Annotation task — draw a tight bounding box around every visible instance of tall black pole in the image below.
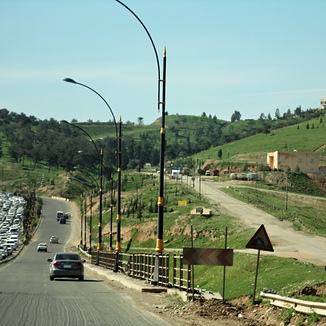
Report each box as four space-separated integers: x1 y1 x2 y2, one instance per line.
80 196 83 246
109 175 114 251
98 148 103 250
155 48 167 254
114 1 167 281
152 49 166 284
88 195 93 254
63 79 118 252
84 198 87 250
61 119 103 251
114 118 122 272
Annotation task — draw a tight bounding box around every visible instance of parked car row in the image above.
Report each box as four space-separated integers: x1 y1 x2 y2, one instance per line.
0 192 25 260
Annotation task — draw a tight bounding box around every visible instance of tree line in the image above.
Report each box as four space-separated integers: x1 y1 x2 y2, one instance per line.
0 106 323 177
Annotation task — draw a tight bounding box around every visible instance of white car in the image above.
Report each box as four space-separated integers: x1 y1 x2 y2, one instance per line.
37 242 47 252
5 239 18 250
50 236 59 244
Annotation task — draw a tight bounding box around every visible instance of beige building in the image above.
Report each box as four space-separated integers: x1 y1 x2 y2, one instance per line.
320 96 326 110
267 150 319 173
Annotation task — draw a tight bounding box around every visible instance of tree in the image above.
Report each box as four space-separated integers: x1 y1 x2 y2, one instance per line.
217 149 222 159
275 108 280 119
294 105 302 116
137 117 144 125
230 110 241 122
285 109 292 119
259 113 266 120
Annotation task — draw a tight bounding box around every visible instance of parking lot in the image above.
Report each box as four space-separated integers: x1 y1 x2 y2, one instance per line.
0 192 26 261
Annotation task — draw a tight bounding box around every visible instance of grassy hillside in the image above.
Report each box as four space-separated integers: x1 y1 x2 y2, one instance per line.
76 114 227 144
93 175 326 299
192 116 326 165
75 113 326 168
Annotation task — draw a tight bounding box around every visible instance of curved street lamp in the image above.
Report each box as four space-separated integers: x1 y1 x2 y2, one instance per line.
73 166 99 254
115 1 167 282
63 79 122 266
115 0 161 113
61 120 104 251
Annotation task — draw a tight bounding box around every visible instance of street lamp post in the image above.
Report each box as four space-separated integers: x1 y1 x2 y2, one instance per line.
89 195 93 254
63 78 121 269
115 0 167 282
62 120 103 250
155 48 167 258
109 175 114 251
84 197 87 250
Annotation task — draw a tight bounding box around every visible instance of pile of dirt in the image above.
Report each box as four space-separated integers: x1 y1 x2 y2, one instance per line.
162 292 326 326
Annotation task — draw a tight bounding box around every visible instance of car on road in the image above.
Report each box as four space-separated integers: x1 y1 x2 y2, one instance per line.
37 242 47 252
49 236 59 244
47 252 85 281
59 217 66 224
56 210 64 221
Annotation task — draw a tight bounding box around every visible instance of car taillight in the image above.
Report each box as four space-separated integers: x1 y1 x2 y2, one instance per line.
52 262 61 266
74 262 83 267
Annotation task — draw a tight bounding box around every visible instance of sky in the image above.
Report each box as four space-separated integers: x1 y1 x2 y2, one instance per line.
1 0 325 125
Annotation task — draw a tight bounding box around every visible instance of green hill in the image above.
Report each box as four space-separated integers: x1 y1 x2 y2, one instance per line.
192 116 326 166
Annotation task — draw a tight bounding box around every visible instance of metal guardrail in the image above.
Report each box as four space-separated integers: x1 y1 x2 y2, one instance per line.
261 292 326 316
90 251 192 291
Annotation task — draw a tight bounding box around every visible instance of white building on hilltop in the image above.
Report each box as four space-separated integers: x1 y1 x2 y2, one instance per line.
320 95 326 109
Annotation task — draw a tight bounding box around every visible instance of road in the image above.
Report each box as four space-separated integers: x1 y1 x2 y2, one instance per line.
195 179 326 266
0 197 173 326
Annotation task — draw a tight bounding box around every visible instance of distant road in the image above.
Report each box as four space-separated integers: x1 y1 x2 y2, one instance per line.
192 178 326 266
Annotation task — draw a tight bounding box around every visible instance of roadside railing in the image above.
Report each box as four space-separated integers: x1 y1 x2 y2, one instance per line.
261 292 326 316
91 251 191 291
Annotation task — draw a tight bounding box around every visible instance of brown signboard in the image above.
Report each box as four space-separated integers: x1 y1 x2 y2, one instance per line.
183 248 233 266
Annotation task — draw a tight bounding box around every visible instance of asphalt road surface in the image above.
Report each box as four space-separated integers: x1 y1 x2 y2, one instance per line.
0 197 172 326
196 179 326 266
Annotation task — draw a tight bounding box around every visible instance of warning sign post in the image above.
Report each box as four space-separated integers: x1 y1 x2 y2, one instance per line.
246 224 274 252
245 225 274 304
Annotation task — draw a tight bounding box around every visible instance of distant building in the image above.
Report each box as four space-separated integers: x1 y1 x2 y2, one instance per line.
320 96 326 109
190 207 212 217
267 150 319 173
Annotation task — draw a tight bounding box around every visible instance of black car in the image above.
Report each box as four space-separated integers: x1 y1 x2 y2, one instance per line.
59 217 66 224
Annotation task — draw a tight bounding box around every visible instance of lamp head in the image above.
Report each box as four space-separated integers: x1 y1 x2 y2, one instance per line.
63 78 77 84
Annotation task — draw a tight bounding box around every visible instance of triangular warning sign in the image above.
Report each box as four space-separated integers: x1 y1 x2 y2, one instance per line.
246 224 274 252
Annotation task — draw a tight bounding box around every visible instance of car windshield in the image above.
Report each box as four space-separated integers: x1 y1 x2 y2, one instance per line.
56 254 79 261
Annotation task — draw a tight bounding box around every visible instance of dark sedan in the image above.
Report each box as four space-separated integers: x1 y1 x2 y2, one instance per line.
47 252 85 281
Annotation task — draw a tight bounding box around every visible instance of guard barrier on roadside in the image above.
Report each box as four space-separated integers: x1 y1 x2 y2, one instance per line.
261 292 326 316
91 251 191 291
